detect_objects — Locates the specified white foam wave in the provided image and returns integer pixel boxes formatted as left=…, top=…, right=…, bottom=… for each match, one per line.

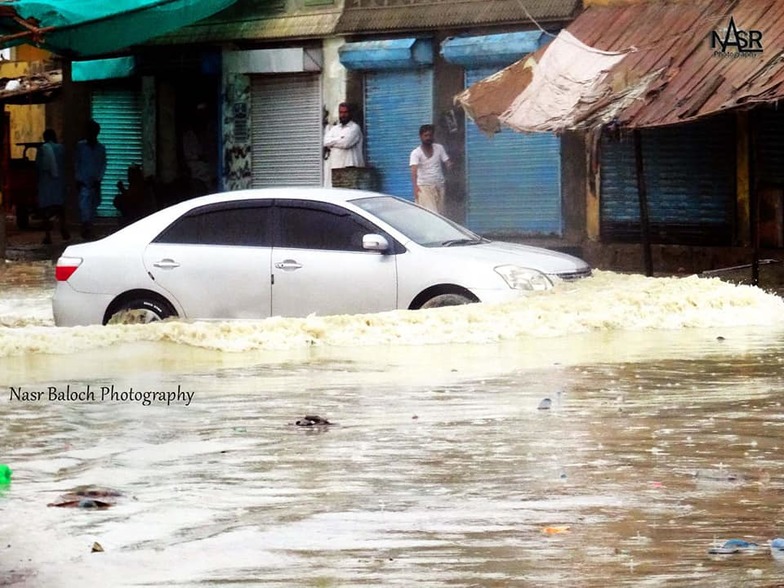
left=0, top=272, right=781, bottom=357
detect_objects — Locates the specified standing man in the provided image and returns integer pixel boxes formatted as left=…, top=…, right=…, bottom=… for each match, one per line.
left=182, top=102, right=215, bottom=196
left=323, top=102, right=364, bottom=186
left=410, top=124, right=452, bottom=214
left=36, top=128, right=70, bottom=244
left=75, top=119, right=107, bottom=240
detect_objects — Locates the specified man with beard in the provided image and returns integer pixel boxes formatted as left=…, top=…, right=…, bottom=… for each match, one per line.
left=409, top=124, right=452, bottom=214
left=323, top=102, right=364, bottom=186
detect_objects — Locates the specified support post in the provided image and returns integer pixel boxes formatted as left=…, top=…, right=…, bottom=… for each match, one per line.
left=748, top=113, right=759, bottom=286
left=633, top=129, right=653, bottom=276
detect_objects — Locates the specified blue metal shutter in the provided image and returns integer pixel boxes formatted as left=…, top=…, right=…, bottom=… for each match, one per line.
left=251, top=74, right=322, bottom=187
left=755, top=109, right=784, bottom=185
left=91, top=88, right=143, bottom=218
left=364, top=69, right=432, bottom=198
left=600, top=116, right=735, bottom=244
left=465, top=67, right=561, bottom=236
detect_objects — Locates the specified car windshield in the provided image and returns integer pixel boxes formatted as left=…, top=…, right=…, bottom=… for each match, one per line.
left=351, top=196, right=483, bottom=247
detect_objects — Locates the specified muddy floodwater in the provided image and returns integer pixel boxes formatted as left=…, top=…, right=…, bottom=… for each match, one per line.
left=2, top=261, right=784, bottom=587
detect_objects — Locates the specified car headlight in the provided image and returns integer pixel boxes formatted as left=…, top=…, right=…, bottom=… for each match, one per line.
left=494, top=265, right=553, bottom=291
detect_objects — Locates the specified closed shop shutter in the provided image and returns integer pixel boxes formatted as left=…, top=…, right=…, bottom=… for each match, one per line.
left=251, top=74, right=322, bottom=187
left=600, top=116, right=735, bottom=245
left=755, top=109, right=784, bottom=186
left=465, top=67, right=561, bottom=236
left=364, top=69, right=432, bottom=198
left=91, top=88, right=143, bottom=218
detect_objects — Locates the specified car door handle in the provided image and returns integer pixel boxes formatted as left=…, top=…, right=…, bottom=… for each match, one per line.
left=153, top=258, right=181, bottom=269
left=274, top=259, right=302, bottom=271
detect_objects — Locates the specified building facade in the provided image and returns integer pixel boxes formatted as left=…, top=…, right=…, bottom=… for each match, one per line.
left=61, top=0, right=583, bottom=243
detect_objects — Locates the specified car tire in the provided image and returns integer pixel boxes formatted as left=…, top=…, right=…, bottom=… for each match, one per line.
left=107, top=298, right=177, bottom=325
left=420, top=293, right=475, bottom=309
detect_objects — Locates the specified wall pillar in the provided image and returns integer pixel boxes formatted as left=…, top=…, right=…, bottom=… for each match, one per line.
left=736, top=110, right=750, bottom=246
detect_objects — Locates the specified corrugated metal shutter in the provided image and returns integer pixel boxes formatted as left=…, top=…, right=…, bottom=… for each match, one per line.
left=364, top=69, right=432, bottom=198
left=465, top=67, right=561, bottom=236
left=600, top=116, right=735, bottom=245
left=755, top=109, right=784, bottom=186
left=91, top=88, right=143, bottom=218
left=251, top=74, right=322, bottom=187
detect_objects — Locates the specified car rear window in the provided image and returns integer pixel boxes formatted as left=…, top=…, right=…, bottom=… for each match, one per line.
left=154, top=204, right=273, bottom=247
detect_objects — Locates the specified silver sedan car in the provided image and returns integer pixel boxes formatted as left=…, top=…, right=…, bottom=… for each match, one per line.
left=53, top=188, right=592, bottom=326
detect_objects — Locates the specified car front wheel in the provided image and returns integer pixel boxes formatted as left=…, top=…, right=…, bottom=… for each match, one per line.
left=106, top=297, right=177, bottom=325
left=420, top=293, right=475, bottom=309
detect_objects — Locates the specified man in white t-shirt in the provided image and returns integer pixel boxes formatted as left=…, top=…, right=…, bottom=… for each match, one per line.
left=409, top=124, right=452, bottom=214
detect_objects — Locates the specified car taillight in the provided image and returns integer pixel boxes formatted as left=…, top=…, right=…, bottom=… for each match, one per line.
left=55, top=256, right=83, bottom=281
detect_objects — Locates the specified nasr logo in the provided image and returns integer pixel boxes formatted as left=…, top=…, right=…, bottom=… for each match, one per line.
left=710, top=16, right=763, bottom=53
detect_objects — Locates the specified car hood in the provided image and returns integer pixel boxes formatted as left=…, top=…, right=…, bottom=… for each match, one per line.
left=430, top=240, right=590, bottom=275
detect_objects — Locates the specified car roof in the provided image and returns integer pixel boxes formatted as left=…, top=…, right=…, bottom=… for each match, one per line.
left=179, top=187, right=388, bottom=208
left=89, top=188, right=395, bottom=247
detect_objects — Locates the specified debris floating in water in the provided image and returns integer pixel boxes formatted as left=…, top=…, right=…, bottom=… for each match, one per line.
left=47, top=486, right=122, bottom=509
left=542, top=525, right=571, bottom=535
left=708, top=539, right=759, bottom=554
left=770, top=537, right=784, bottom=560
left=295, top=415, right=333, bottom=427
left=538, top=398, right=552, bottom=410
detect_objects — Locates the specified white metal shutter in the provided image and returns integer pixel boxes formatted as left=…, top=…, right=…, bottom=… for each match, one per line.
left=251, top=74, right=322, bottom=187
left=91, top=88, right=143, bottom=218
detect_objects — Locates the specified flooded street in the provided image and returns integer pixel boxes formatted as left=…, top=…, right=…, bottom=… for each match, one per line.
left=2, top=260, right=784, bottom=586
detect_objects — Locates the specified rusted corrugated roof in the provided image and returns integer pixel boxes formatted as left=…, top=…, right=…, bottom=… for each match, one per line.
left=336, top=0, right=581, bottom=33
left=457, top=0, right=784, bottom=132
left=151, top=0, right=340, bottom=44
left=0, top=68, right=61, bottom=104
left=153, top=11, right=341, bottom=43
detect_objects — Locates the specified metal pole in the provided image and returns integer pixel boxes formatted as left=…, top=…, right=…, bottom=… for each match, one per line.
left=0, top=107, right=5, bottom=260
left=634, top=130, right=653, bottom=276
left=748, top=114, right=759, bottom=286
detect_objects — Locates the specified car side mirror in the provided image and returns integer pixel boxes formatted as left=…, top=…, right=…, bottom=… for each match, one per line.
left=362, top=233, right=389, bottom=252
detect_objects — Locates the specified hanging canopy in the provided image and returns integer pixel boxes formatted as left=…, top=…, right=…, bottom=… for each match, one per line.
left=456, top=0, right=784, bottom=134
left=0, top=0, right=238, bottom=56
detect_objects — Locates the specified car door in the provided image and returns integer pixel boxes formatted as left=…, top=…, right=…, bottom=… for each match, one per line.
left=271, top=200, right=398, bottom=317
left=142, top=201, right=273, bottom=319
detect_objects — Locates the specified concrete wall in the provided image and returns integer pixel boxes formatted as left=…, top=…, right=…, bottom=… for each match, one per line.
left=432, top=34, right=467, bottom=223
left=221, top=70, right=253, bottom=191
left=561, top=130, right=588, bottom=242
left=221, top=40, right=346, bottom=191
left=322, top=37, right=348, bottom=124
left=0, top=61, right=45, bottom=159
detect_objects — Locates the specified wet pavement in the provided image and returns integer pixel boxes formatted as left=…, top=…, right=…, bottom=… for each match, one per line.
left=2, top=213, right=116, bottom=262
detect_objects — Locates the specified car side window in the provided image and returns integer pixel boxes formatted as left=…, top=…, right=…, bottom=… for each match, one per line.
left=277, top=205, right=375, bottom=252
left=154, top=204, right=272, bottom=247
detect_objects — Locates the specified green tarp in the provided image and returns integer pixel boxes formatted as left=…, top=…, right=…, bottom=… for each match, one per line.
left=0, top=0, right=238, bottom=56
left=71, top=56, right=136, bottom=81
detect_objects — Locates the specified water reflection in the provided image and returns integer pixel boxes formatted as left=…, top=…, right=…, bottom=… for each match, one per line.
left=2, top=261, right=784, bottom=586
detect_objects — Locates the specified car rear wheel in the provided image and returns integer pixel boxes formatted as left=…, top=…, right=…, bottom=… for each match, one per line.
left=106, top=298, right=177, bottom=325
left=420, top=293, right=475, bottom=309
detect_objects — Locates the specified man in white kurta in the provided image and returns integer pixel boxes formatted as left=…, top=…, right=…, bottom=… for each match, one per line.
left=323, top=103, right=364, bottom=186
